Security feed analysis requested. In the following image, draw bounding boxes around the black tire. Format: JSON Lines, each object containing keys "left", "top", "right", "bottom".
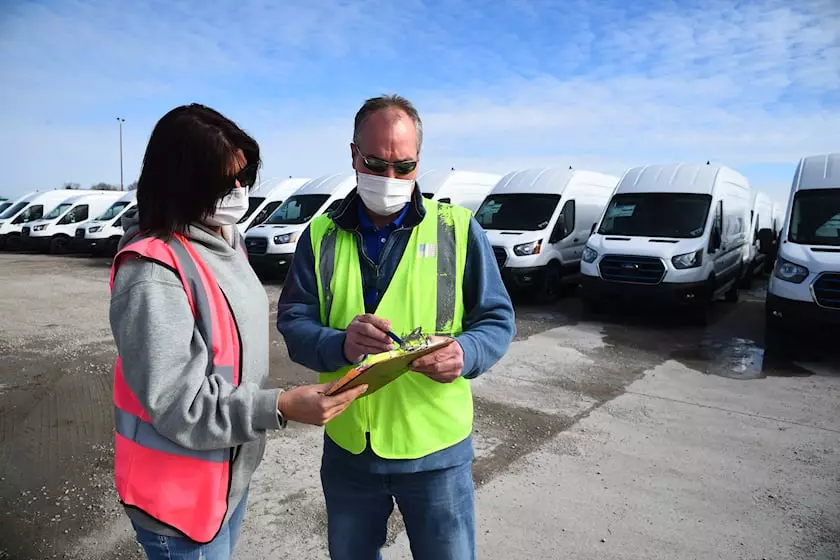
{"left": 725, "top": 269, "right": 741, "bottom": 303}
{"left": 50, "top": 236, "right": 69, "bottom": 255}
{"left": 764, "top": 312, "right": 793, "bottom": 361}
{"left": 536, "top": 262, "right": 563, "bottom": 304}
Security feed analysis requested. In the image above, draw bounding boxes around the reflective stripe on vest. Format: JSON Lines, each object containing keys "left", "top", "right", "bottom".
{"left": 310, "top": 198, "right": 472, "bottom": 459}
{"left": 109, "top": 232, "right": 240, "bottom": 544}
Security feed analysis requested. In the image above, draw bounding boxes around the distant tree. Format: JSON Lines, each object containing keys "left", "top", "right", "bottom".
{"left": 90, "top": 182, "right": 120, "bottom": 191}
{"left": 63, "top": 182, "right": 81, "bottom": 190}
{"left": 127, "top": 181, "right": 138, "bottom": 191}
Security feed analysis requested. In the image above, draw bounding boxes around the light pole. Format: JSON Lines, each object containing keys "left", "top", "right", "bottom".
{"left": 117, "top": 117, "right": 125, "bottom": 190}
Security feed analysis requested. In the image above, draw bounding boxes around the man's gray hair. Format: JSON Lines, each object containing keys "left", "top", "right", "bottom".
{"left": 352, "top": 94, "right": 424, "bottom": 153}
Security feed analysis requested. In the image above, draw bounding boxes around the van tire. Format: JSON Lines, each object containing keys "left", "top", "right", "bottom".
{"left": 50, "top": 236, "right": 70, "bottom": 255}
{"left": 725, "top": 269, "right": 741, "bottom": 303}
{"left": 764, "top": 313, "right": 793, "bottom": 361}
{"left": 536, "top": 262, "right": 563, "bottom": 303}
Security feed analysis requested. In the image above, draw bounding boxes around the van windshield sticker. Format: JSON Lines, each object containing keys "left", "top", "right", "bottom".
{"left": 607, "top": 204, "right": 635, "bottom": 218}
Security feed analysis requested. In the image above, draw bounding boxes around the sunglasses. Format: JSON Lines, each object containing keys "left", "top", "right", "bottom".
{"left": 232, "top": 163, "right": 258, "bottom": 190}
{"left": 355, "top": 147, "right": 417, "bottom": 176}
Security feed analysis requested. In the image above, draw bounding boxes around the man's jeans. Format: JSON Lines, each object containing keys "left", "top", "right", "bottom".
{"left": 130, "top": 490, "right": 248, "bottom": 560}
{"left": 321, "top": 458, "right": 476, "bottom": 560}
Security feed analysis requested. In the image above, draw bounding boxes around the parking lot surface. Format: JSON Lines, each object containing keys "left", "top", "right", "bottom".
{"left": 1, "top": 253, "right": 838, "bottom": 560}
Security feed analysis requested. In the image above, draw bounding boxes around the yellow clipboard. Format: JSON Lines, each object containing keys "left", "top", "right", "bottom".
{"left": 324, "top": 338, "right": 454, "bottom": 397}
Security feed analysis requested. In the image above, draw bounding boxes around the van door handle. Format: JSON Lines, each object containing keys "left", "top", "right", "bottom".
{"left": 573, "top": 237, "right": 579, "bottom": 242}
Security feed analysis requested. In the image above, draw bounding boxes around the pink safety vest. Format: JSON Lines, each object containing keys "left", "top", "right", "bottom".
{"left": 109, "top": 231, "right": 245, "bottom": 543}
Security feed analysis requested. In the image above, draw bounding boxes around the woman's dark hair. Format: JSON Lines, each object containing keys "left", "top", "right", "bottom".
{"left": 137, "top": 103, "right": 261, "bottom": 235}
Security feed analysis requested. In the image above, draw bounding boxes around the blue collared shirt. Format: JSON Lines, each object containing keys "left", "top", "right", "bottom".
{"left": 277, "top": 188, "right": 516, "bottom": 473}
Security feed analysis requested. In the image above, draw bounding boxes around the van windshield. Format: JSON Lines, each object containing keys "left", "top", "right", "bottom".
{"left": 1, "top": 202, "right": 28, "bottom": 219}
{"left": 475, "top": 194, "right": 561, "bottom": 231}
{"left": 238, "top": 197, "right": 265, "bottom": 224}
{"left": 0, "top": 202, "right": 11, "bottom": 214}
{"left": 44, "top": 203, "right": 73, "bottom": 220}
{"left": 95, "top": 201, "right": 131, "bottom": 221}
{"left": 265, "top": 194, "right": 330, "bottom": 225}
{"left": 598, "top": 193, "right": 712, "bottom": 238}
{"left": 789, "top": 188, "right": 840, "bottom": 246}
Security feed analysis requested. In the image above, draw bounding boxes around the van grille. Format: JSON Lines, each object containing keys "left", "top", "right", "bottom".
{"left": 598, "top": 255, "right": 666, "bottom": 284}
{"left": 245, "top": 238, "right": 267, "bottom": 255}
{"left": 813, "top": 273, "right": 840, "bottom": 309}
{"left": 492, "top": 246, "right": 507, "bottom": 268}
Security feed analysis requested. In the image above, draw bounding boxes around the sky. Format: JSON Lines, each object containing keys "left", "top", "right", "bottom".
{"left": 0, "top": 0, "right": 838, "bottom": 205}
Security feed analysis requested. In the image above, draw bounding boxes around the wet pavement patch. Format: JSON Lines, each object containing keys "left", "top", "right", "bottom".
{"left": 669, "top": 336, "right": 815, "bottom": 380}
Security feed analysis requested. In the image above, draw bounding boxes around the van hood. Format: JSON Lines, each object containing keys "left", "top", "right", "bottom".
{"left": 485, "top": 228, "right": 545, "bottom": 248}
{"left": 587, "top": 234, "right": 705, "bottom": 259}
{"left": 779, "top": 242, "right": 840, "bottom": 270}
{"left": 118, "top": 211, "right": 243, "bottom": 256}
{"left": 246, "top": 223, "right": 304, "bottom": 238}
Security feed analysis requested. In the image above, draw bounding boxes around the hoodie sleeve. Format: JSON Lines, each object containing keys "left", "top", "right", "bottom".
{"left": 109, "top": 258, "right": 281, "bottom": 451}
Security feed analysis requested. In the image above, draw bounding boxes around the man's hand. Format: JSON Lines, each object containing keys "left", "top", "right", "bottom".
{"left": 410, "top": 336, "right": 464, "bottom": 383}
{"left": 343, "top": 314, "right": 395, "bottom": 363}
{"left": 277, "top": 382, "right": 368, "bottom": 427}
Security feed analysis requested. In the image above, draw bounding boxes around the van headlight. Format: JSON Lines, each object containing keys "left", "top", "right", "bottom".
{"left": 88, "top": 226, "right": 102, "bottom": 233}
{"left": 582, "top": 246, "right": 598, "bottom": 263}
{"left": 773, "top": 258, "right": 809, "bottom": 284}
{"left": 273, "top": 232, "right": 299, "bottom": 245}
{"left": 33, "top": 224, "right": 47, "bottom": 232}
{"left": 671, "top": 249, "right": 703, "bottom": 269}
{"left": 513, "top": 240, "right": 541, "bottom": 256}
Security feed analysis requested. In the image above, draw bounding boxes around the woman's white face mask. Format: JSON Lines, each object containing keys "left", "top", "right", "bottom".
{"left": 205, "top": 187, "right": 249, "bottom": 226}
{"left": 356, "top": 172, "right": 415, "bottom": 216}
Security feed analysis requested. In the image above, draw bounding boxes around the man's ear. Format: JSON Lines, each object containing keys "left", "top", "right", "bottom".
{"left": 349, "top": 143, "right": 358, "bottom": 172}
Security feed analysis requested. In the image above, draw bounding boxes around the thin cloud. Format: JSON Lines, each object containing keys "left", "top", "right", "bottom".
{"left": 0, "top": 0, "right": 837, "bottom": 204}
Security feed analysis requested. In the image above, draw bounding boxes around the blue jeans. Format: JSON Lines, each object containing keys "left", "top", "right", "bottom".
{"left": 131, "top": 490, "right": 248, "bottom": 560}
{"left": 320, "top": 458, "right": 476, "bottom": 560}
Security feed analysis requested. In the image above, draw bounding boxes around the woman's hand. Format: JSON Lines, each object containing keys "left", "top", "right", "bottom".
{"left": 277, "top": 382, "right": 368, "bottom": 426}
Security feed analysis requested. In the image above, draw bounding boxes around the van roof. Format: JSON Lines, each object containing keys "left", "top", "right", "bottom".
{"left": 417, "top": 169, "right": 501, "bottom": 196}
{"left": 295, "top": 172, "right": 357, "bottom": 196}
{"left": 251, "top": 177, "right": 310, "bottom": 198}
{"left": 490, "top": 167, "right": 617, "bottom": 195}
{"left": 617, "top": 163, "right": 748, "bottom": 195}
{"left": 794, "top": 152, "right": 840, "bottom": 191}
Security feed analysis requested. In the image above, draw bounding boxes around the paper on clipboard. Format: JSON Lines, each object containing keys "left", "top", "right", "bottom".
{"left": 324, "top": 337, "right": 454, "bottom": 397}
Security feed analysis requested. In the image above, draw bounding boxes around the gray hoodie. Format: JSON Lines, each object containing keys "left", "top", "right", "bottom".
{"left": 109, "top": 214, "right": 281, "bottom": 537}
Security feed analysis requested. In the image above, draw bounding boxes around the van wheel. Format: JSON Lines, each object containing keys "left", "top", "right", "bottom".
{"left": 725, "top": 271, "right": 740, "bottom": 303}
{"left": 764, "top": 313, "right": 793, "bottom": 361}
{"left": 536, "top": 262, "right": 563, "bottom": 303}
{"left": 50, "top": 236, "right": 69, "bottom": 255}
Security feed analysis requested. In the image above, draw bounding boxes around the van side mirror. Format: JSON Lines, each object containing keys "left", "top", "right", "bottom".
{"left": 757, "top": 228, "right": 775, "bottom": 254}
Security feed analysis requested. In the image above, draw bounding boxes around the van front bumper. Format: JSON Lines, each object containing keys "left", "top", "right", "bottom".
{"left": 246, "top": 252, "right": 295, "bottom": 271}
{"left": 580, "top": 275, "right": 709, "bottom": 307}
{"left": 765, "top": 293, "right": 840, "bottom": 329}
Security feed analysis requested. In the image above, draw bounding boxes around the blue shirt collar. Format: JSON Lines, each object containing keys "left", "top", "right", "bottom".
{"left": 356, "top": 199, "right": 410, "bottom": 232}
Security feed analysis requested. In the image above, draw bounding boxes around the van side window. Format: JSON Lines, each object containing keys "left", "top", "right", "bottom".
{"left": 59, "top": 205, "right": 89, "bottom": 225}
{"left": 550, "top": 200, "right": 576, "bottom": 243}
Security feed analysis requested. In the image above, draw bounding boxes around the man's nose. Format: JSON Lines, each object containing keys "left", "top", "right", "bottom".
{"left": 384, "top": 166, "right": 397, "bottom": 179}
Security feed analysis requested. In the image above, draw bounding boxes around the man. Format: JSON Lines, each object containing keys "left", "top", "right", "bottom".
{"left": 276, "top": 94, "right": 516, "bottom": 560}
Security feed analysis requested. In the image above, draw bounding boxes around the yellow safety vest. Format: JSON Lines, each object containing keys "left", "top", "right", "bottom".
{"left": 310, "top": 197, "right": 473, "bottom": 459}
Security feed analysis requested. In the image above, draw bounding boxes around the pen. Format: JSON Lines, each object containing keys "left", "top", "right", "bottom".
{"left": 385, "top": 330, "right": 404, "bottom": 348}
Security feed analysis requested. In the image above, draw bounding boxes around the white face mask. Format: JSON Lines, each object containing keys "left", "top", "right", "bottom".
{"left": 205, "top": 187, "right": 249, "bottom": 226}
{"left": 356, "top": 172, "right": 415, "bottom": 216}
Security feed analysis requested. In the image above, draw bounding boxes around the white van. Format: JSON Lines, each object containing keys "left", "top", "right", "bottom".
{"left": 74, "top": 190, "right": 137, "bottom": 256}
{"left": 416, "top": 169, "right": 501, "bottom": 213}
{"left": 0, "top": 189, "right": 89, "bottom": 250}
{"left": 580, "top": 162, "right": 752, "bottom": 322}
{"left": 22, "top": 191, "right": 124, "bottom": 253}
{"left": 762, "top": 152, "right": 840, "bottom": 356}
{"left": 236, "top": 176, "right": 310, "bottom": 235}
{"left": 740, "top": 189, "right": 776, "bottom": 286}
{"left": 244, "top": 172, "right": 356, "bottom": 272}
{"left": 475, "top": 167, "right": 619, "bottom": 301}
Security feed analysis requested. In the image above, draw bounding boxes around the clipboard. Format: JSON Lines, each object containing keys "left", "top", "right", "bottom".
{"left": 324, "top": 338, "right": 455, "bottom": 397}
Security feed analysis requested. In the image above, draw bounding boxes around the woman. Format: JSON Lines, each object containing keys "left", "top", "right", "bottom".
{"left": 108, "top": 103, "right": 366, "bottom": 559}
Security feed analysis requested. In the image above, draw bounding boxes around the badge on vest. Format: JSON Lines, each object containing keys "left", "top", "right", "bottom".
{"left": 417, "top": 243, "right": 437, "bottom": 258}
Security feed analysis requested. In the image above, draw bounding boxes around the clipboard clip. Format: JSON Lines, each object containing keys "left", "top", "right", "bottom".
{"left": 401, "top": 327, "right": 430, "bottom": 351}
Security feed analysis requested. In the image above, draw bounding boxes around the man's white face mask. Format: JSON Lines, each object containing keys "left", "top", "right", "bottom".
{"left": 205, "top": 187, "right": 249, "bottom": 227}
{"left": 356, "top": 172, "right": 415, "bottom": 216}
